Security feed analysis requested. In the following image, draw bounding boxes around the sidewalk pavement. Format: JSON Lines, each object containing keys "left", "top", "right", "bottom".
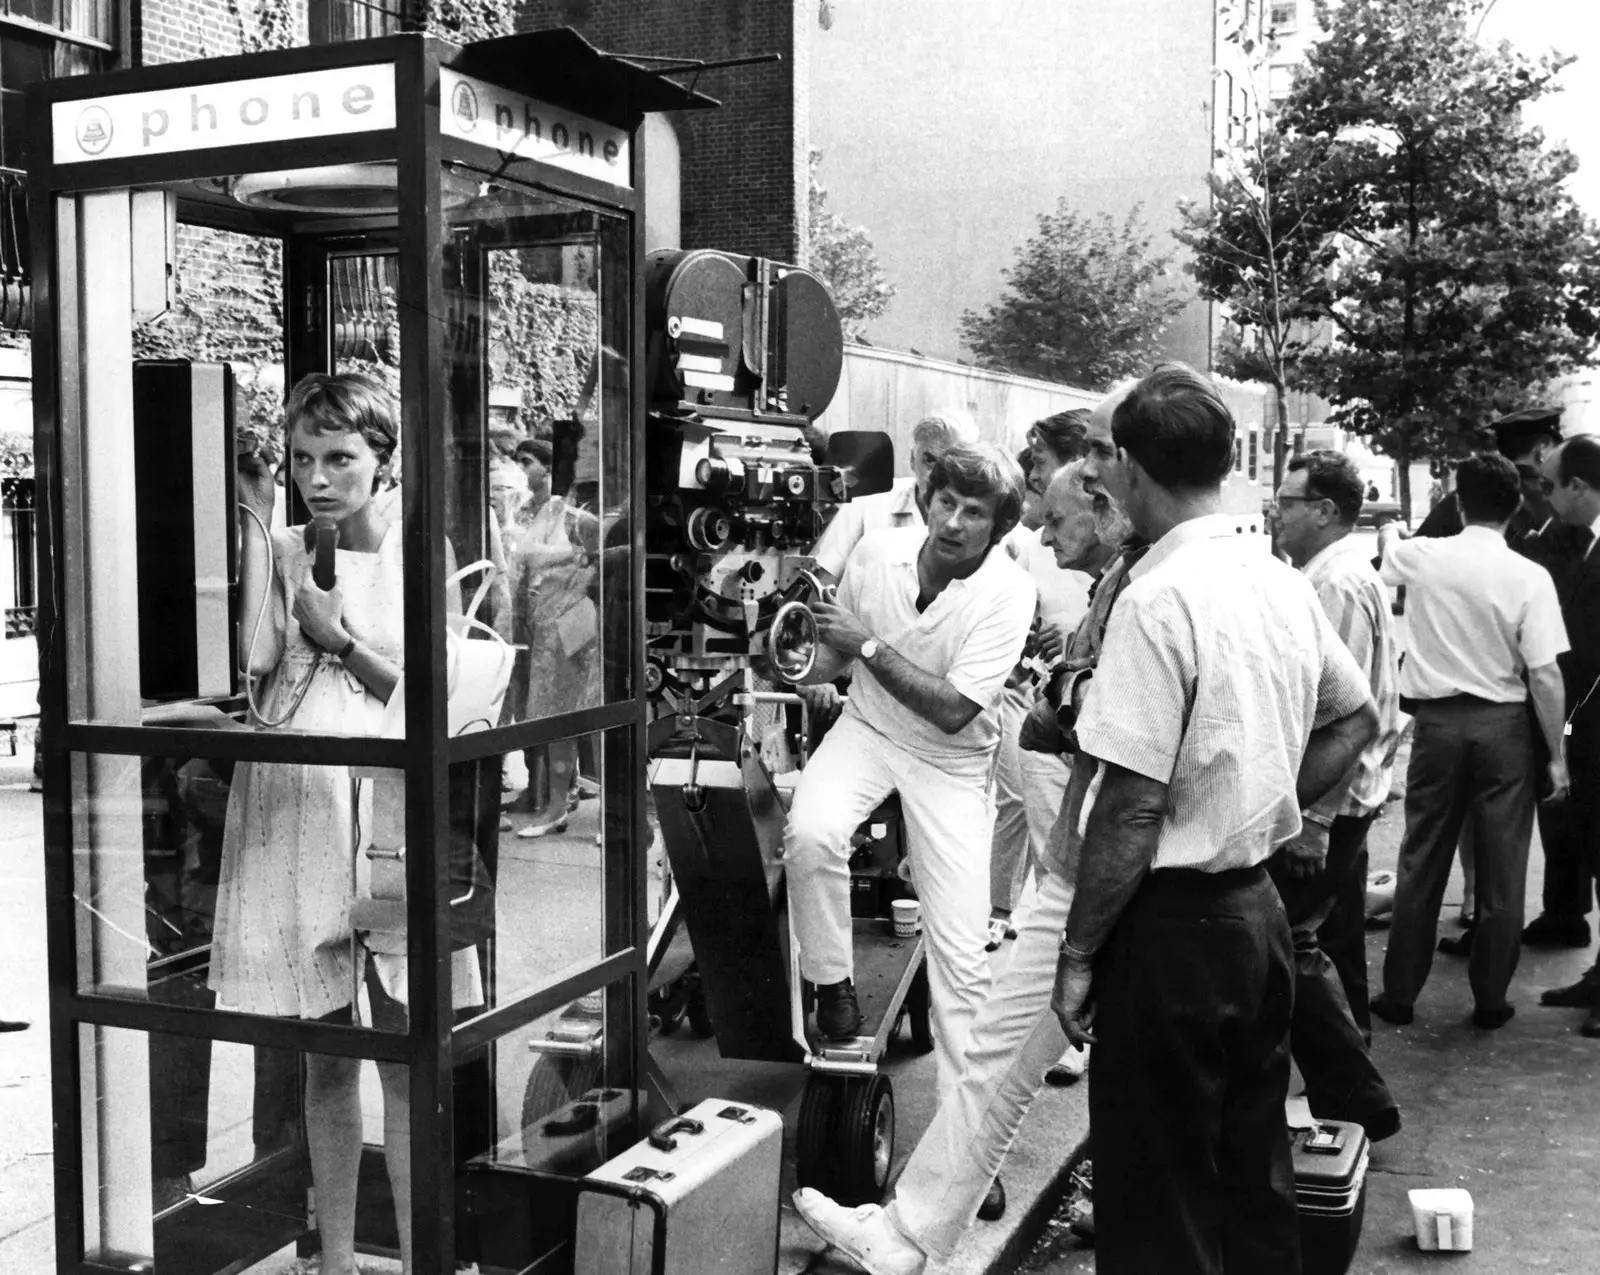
{"left": 0, "top": 739, "right": 1087, "bottom": 1275}
{"left": 1024, "top": 767, "right": 1600, "bottom": 1273}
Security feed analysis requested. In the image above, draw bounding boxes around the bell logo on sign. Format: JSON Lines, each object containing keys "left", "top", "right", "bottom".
{"left": 75, "top": 105, "right": 113, "bottom": 155}
{"left": 451, "top": 81, "right": 479, "bottom": 131}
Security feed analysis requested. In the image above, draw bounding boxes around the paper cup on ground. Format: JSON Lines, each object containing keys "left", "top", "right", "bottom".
{"left": 1408, "top": 1187, "right": 1473, "bottom": 1251}
{"left": 891, "top": 899, "right": 921, "bottom": 937}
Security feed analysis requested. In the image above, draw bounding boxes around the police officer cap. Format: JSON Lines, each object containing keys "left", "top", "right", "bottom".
{"left": 1490, "top": 405, "right": 1563, "bottom": 445}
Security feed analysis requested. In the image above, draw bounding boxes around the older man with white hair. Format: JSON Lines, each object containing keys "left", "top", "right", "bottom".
{"left": 793, "top": 395, "right": 1142, "bottom": 1275}
{"left": 811, "top": 406, "right": 980, "bottom": 578}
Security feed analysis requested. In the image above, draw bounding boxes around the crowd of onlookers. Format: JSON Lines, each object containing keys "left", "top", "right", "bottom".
{"left": 787, "top": 368, "right": 1598, "bottom": 1275}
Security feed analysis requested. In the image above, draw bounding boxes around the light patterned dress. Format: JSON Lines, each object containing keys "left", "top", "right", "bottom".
{"left": 208, "top": 522, "right": 403, "bottom": 1019}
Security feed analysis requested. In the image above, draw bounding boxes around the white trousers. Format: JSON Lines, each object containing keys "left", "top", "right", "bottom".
{"left": 785, "top": 714, "right": 995, "bottom": 1095}
{"left": 888, "top": 867, "right": 1075, "bottom": 1260}
{"left": 989, "top": 688, "right": 1033, "bottom": 912}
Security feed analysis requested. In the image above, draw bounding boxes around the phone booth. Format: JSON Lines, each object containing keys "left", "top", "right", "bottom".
{"left": 28, "top": 29, "right": 712, "bottom": 1274}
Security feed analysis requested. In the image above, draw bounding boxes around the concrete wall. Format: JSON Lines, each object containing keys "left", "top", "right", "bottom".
{"left": 814, "top": 343, "right": 1099, "bottom": 466}
{"left": 808, "top": 0, "right": 1216, "bottom": 370}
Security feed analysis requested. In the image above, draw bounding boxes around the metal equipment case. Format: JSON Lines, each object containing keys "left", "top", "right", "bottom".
{"left": 573, "top": 1097, "right": 784, "bottom": 1275}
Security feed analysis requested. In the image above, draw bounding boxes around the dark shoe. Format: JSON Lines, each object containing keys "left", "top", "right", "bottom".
{"left": 815, "top": 978, "right": 862, "bottom": 1040}
{"left": 1540, "top": 979, "right": 1600, "bottom": 1008}
{"left": 1522, "top": 913, "right": 1592, "bottom": 948}
{"left": 1581, "top": 1006, "right": 1600, "bottom": 1038}
{"left": 1472, "top": 1005, "right": 1515, "bottom": 1030}
{"left": 1044, "top": 1059, "right": 1085, "bottom": 1087}
{"left": 977, "top": 1176, "right": 1006, "bottom": 1222}
{"left": 0, "top": 1018, "right": 27, "bottom": 1032}
{"left": 1368, "top": 994, "right": 1413, "bottom": 1026}
{"left": 1437, "top": 928, "right": 1474, "bottom": 957}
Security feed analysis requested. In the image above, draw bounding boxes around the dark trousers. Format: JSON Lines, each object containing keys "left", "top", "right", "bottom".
{"left": 1090, "top": 864, "right": 1300, "bottom": 1275}
{"left": 1320, "top": 827, "right": 1371, "bottom": 1037}
{"left": 1382, "top": 700, "right": 1536, "bottom": 1013}
{"left": 1268, "top": 813, "right": 1392, "bottom": 1122}
{"left": 1537, "top": 725, "right": 1600, "bottom": 921}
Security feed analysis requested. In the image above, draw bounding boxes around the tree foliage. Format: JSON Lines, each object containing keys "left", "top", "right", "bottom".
{"left": 1261, "top": 0, "right": 1600, "bottom": 513}
{"left": 960, "top": 200, "right": 1186, "bottom": 391}
{"left": 807, "top": 149, "right": 895, "bottom": 340}
{"left": 1176, "top": 1, "right": 1364, "bottom": 490}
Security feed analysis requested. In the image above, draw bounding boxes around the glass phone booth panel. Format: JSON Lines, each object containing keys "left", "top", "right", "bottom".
{"left": 31, "top": 33, "right": 692, "bottom": 1275}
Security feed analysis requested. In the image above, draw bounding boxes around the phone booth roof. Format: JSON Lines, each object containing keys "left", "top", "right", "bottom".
{"left": 28, "top": 26, "right": 718, "bottom": 201}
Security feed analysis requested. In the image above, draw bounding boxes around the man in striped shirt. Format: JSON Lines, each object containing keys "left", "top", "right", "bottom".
{"left": 1052, "top": 365, "right": 1379, "bottom": 1274}
{"left": 1270, "top": 450, "right": 1403, "bottom": 1139}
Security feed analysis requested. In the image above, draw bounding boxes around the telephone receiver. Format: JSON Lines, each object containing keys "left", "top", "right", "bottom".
{"left": 304, "top": 515, "right": 338, "bottom": 590}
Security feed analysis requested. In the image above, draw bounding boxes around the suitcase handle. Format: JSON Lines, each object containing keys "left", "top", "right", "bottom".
{"left": 648, "top": 1115, "right": 705, "bottom": 1153}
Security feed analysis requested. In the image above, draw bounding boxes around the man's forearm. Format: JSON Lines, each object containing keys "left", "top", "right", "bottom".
{"left": 862, "top": 644, "right": 980, "bottom": 734}
{"left": 1529, "top": 663, "right": 1567, "bottom": 763}
{"left": 1296, "top": 701, "right": 1379, "bottom": 809}
{"left": 1060, "top": 764, "right": 1168, "bottom": 959}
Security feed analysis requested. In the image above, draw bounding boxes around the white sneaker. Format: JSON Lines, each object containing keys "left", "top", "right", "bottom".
{"left": 793, "top": 1189, "right": 927, "bottom": 1275}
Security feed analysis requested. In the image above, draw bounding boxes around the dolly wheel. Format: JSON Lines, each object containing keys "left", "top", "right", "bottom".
{"left": 795, "top": 1074, "right": 844, "bottom": 1196}
{"left": 904, "top": 965, "right": 934, "bottom": 1055}
{"left": 519, "top": 1054, "right": 599, "bottom": 1166}
{"left": 834, "top": 1072, "right": 896, "bottom": 1206}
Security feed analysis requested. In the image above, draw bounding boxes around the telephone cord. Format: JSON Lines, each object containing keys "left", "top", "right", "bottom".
{"left": 237, "top": 502, "right": 324, "bottom": 729}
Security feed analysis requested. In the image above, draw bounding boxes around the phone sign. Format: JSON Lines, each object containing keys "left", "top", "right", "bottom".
{"left": 53, "top": 64, "right": 398, "bottom": 164}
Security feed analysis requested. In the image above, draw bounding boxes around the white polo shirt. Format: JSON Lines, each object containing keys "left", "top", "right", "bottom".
{"left": 1381, "top": 525, "right": 1568, "bottom": 702}
{"left": 836, "top": 527, "right": 1036, "bottom": 780}
{"left": 1075, "top": 515, "right": 1372, "bottom": 871}
{"left": 813, "top": 476, "right": 923, "bottom": 577}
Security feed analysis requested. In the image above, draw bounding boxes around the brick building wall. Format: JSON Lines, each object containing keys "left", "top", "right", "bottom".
{"left": 516, "top": 0, "right": 809, "bottom": 265}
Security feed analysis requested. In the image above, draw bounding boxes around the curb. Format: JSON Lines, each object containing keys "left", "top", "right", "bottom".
{"left": 982, "top": 1132, "right": 1091, "bottom": 1274}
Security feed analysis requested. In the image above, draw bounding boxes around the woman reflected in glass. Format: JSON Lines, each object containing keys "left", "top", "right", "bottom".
{"left": 211, "top": 372, "right": 415, "bottom": 1275}
{"left": 505, "top": 437, "right": 601, "bottom": 836}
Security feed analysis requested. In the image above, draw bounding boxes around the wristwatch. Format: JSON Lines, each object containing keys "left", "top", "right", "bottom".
{"left": 859, "top": 637, "right": 881, "bottom": 663}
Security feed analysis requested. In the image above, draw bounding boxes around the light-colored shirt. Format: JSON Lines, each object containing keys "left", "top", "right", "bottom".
{"left": 1302, "top": 536, "right": 1402, "bottom": 819}
{"left": 813, "top": 475, "right": 922, "bottom": 577}
{"left": 1075, "top": 514, "right": 1372, "bottom": 871}
{"left": 836, "top": 526, "right": 1035, "bottom": 780}
{"left": 1381, "top": 525, "right": 1568, "bottom": 702}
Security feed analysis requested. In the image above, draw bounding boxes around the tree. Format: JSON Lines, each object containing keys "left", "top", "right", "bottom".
{"left": 1270, "top": 0, "right": 1600, "bottom": 518}
{"left": 807, "top": 148, "right": 895, "bottom": 340}
{"left": 960, "top": 200, "right": 1187, "bottom": 391}
{"left": 1176, "top": 1, "right": 1357, "bottom": 493}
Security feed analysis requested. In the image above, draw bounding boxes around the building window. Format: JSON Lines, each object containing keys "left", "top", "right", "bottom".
{"left": 1235, "top": 435, "right": 1244, "bottom": 475}
{"left": 1267, "top": 63, "right": 1296, "bottom": 102}
{"left": 1270, "top": 2, "right": 1297, "bottom": 32}
{"left": 309, "top": 0, "right": 407, "bottom": 43}
{"left": 0, "top": 1, "right": 114, "bottom": 334}
{"left": 1247, "top": 429, "right": 1259, "bottom": 482}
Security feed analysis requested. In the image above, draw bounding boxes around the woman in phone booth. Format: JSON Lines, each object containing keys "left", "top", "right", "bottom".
{"left": 212, "top": 371, "right": 421, "bottom": 1275}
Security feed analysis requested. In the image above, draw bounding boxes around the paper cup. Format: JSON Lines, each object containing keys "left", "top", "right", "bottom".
{"left": 1408, "top": 1187, "right": 1473, "bottom": 1251}
{"left": 891, "top": 898, "right": 921, "bottom": 937}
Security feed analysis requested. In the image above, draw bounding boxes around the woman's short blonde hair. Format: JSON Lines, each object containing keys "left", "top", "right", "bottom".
{"left": 284, "top": 371, "right": 399, "bottom": 467}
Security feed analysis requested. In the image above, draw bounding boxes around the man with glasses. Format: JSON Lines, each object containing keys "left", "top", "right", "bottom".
{"left": 1269, "top": 451, "right": 1402, "bottom": 1138}
{"left": 1371, "top": 453, "right": 1569, "bottom": 1031}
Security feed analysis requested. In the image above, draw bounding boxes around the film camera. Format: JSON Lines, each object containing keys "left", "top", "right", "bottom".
{"left": 643, "top": 249, "right": 891, "bottom": 701}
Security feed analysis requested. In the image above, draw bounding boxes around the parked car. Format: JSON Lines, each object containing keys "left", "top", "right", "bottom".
{"left": 1358, "top": 499, "right": 1406, "bottom": 529}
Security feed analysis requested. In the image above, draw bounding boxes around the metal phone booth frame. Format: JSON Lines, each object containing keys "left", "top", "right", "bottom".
{"left": 29, "top": 30, "right": 714, "bottom": 1275}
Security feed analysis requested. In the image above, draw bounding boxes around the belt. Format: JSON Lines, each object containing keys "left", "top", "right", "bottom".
{"left": 1146, "top": 861, "right": 1267, "bottom": 892}
{"left": 1399, "top": 692, "right": 1519, "bottom": 713}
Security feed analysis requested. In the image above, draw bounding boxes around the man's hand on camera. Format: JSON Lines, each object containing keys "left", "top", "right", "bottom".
{"left": 810, "top": 600, "right": 872, "bottom": 658}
